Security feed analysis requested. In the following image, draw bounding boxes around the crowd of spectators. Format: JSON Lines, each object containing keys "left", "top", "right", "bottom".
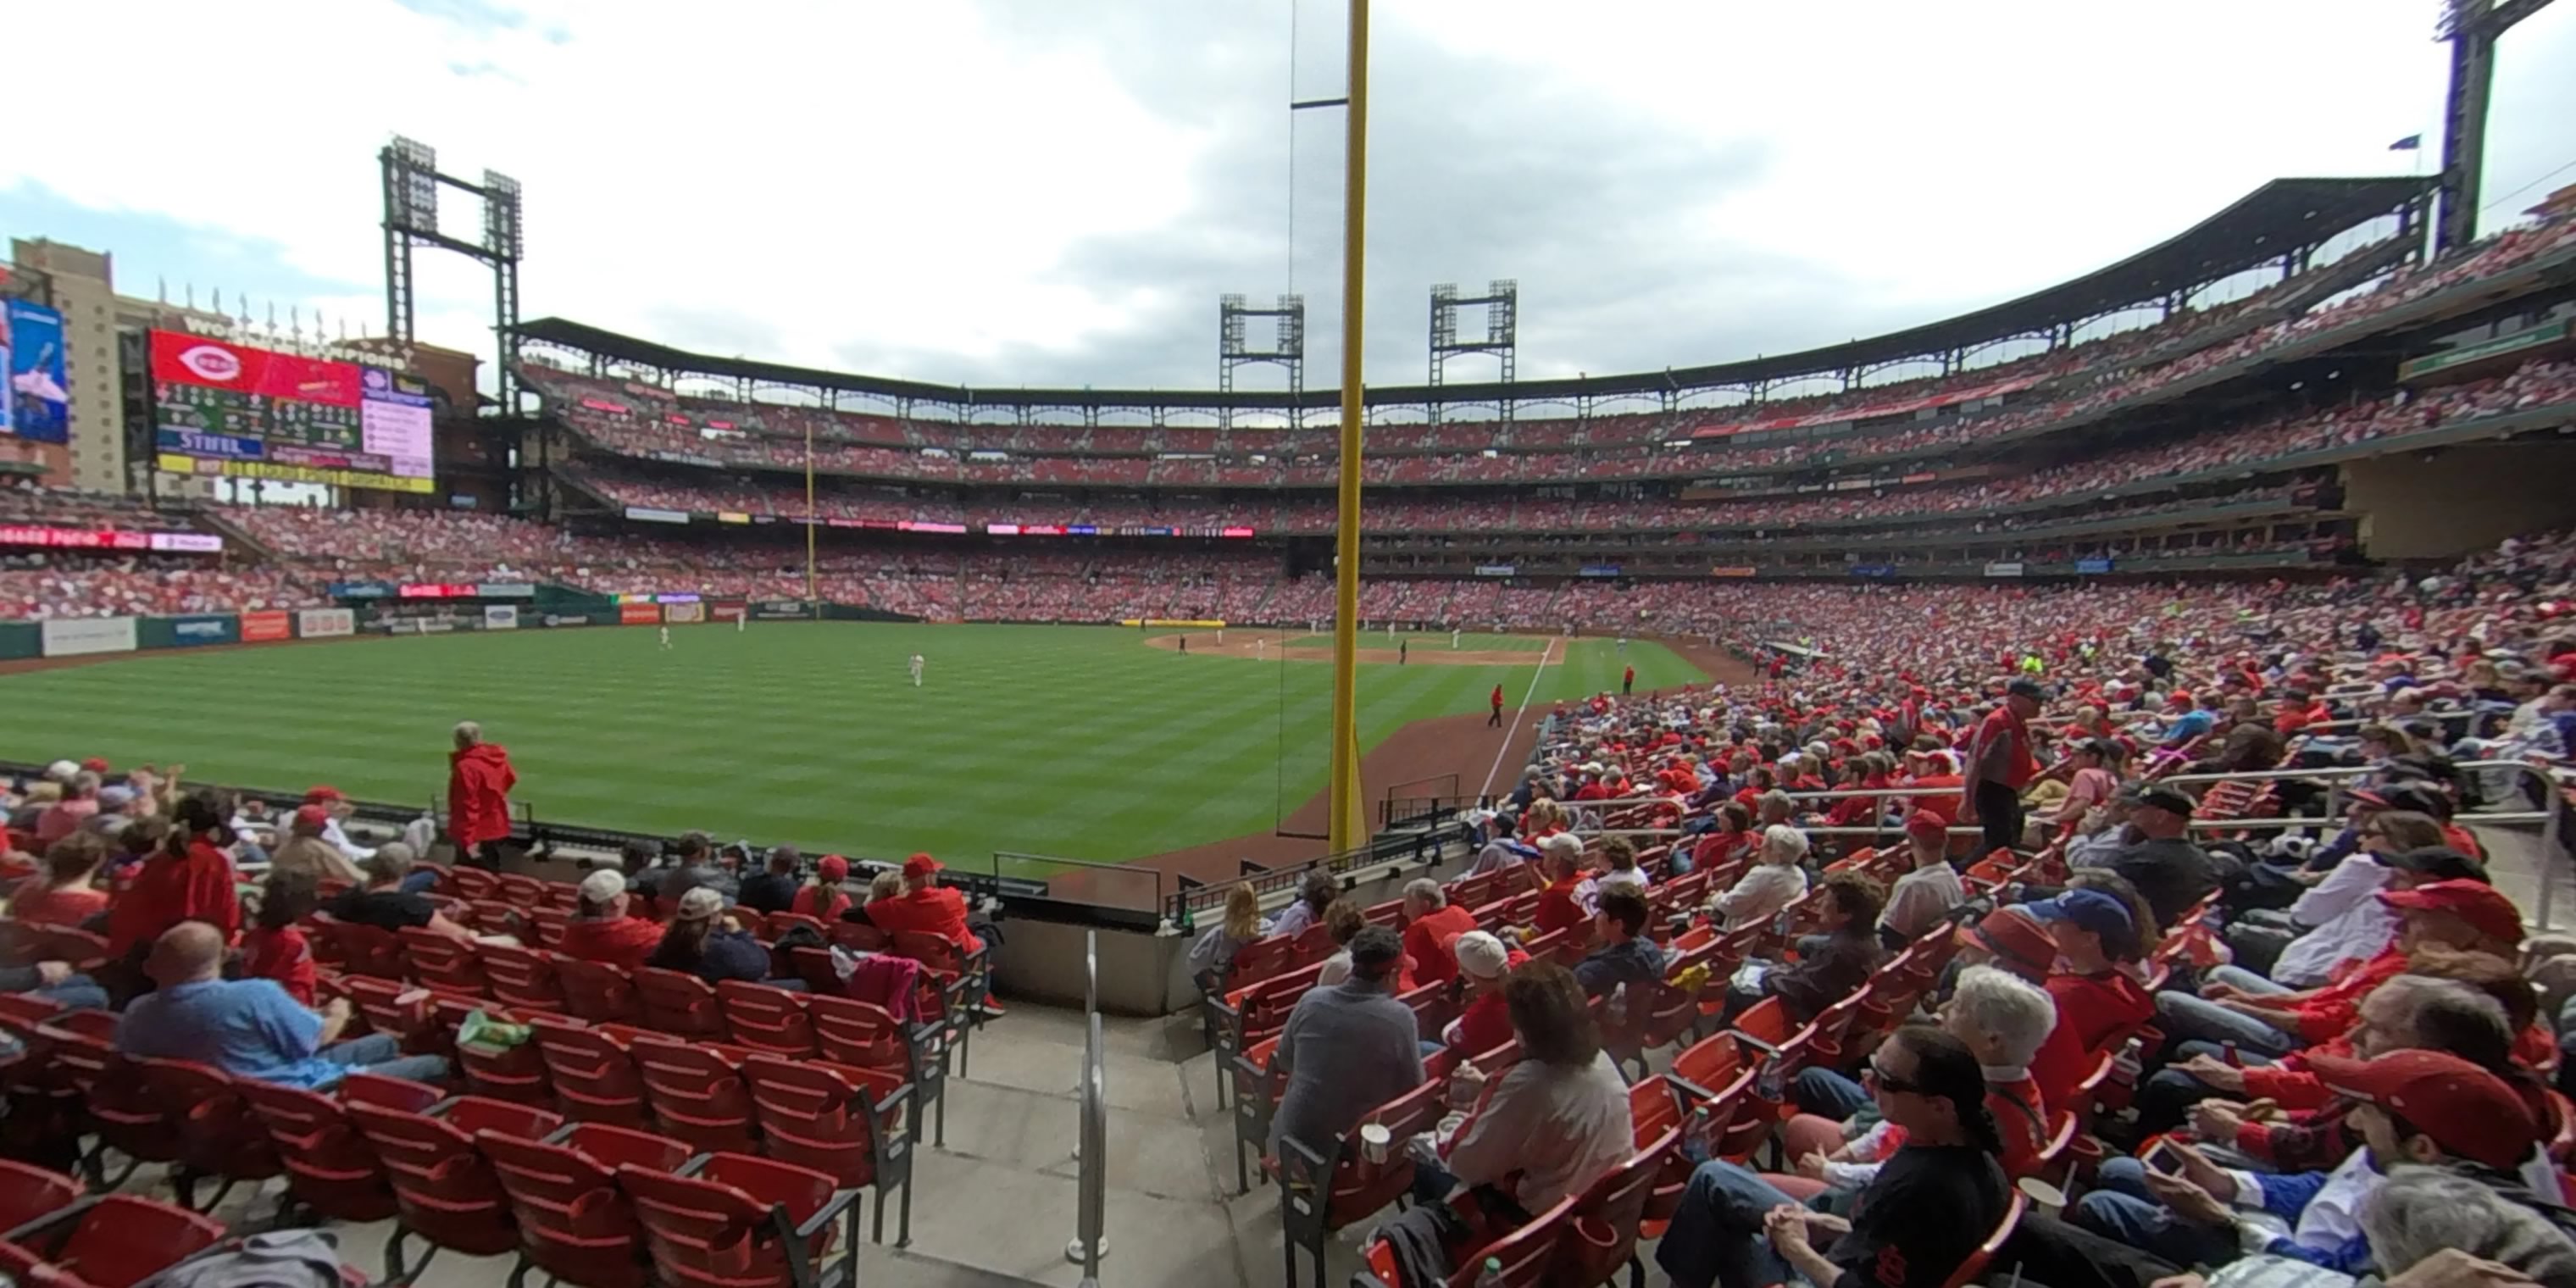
{"left": 519, "top": 216, "right": 2574, "bottom": 500}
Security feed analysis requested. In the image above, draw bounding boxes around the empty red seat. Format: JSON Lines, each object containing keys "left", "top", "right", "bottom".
{"left": 399, "top": 926, "right": 489, "bottom": 996}
{"left": 343, "top": 1078, "right": 564, "bottom": 1279}
{"left": 483, "top": 944, "right": 569, "bottom": 1012}
{"left": 0, "top": 1194, "right": 225, "bottom": 1288}
{"left": 314, "top": 913, "right": 408, "bottom": 981}
{"left": 627, "top": 1036, "right": 758, "bottom": 1153}
{"left": 718, "top": 981, "right": 817, "bottom": 1056}
{"left": 237, "top": 1080, "right": 403, "bottom": 1224}
{"left": 134, "top": 1057, "right": 280, "bottom": 1211}
{"left": 556, "top": 957, "right": 642, "bottom": 1024}
{"left": 0, "top": 1159, "right": 80, "bottom": 1231}
{"left": 482, "top": 1123, "right": 695, "bottom": 1288}
{"left": 532, "top": 1022, "right": 652, "bottom": 1127}
{"left": 740, "top": 1055, "right": 913, "bottom": 1246}
{"left": 618, "top": 1152, "right": 858, "bottom": 1288}
{"left": 633, "top": 969, "right": 725, "bottom": 1038}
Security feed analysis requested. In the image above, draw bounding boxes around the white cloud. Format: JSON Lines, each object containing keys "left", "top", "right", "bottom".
{"left": 5, "top": 0, "right": 2570, "bottom": 394}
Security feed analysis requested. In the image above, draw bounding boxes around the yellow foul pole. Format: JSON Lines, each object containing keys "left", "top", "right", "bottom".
{"left": 1326, "top": 0, "right": 1370, "bottom": 855}
{"left": 804, "top": 415, "right": 818, "bottom": 603}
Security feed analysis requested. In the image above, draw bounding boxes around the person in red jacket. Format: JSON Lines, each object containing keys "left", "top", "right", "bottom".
{"left": 107, "top": 793, "right": 242, "bottom": 958}
{"left": 558, "top": 868, "right": 663, "bottom": 973}
{"left": 866, "top": 852, "right": 983, "bottom": 954}
{"left": 446, "top": 721, "right": 518, "bottom": 871}
{"left": 1399, "top": 878, "right": 1480, "bottom": 987}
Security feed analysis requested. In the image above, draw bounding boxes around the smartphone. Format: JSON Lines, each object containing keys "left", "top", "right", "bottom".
{"left": 2142, "top": 1142, "right": 2184, "bottom": 1176}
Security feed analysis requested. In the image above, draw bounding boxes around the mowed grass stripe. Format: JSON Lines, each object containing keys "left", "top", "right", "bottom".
{"left": 0, "top": 624, "right": 1702, "bottom": 865}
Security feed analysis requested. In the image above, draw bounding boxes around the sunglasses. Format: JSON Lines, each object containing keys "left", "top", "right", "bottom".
{"left": 1863, "top": 1061, "right": 1923, "bottom": 1096}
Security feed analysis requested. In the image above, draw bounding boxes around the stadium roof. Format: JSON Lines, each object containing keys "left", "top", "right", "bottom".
{"left": 517, "top": 175, "right": 2433, "bottom": 412}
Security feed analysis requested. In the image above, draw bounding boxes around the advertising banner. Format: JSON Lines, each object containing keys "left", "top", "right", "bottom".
{"left": 1578, "top": 564, "right": 1623, "bottom": 578}
{"left": 1849, "top": 564, "right": 1897, "bottom": 578}
{"left": 484, "top": 605, "right": 519, "bottom": 630}
{"left": 619, "top": 602, "right": 663, "bottom": 625}
{"left": 1474, "top": 564, "right": 1517, "bottom": 577}
{"left": 1983, "top": 562, "right": 2026, "bottom": 578}
{"left": 2075, "top": 558, "right": 2114, "bottom": 575}
{"left": 297, "top": 608, "right": 356, "bottom": 638}
{"left": 1710, "top": 566, "right": 1758, "bottom": 578}
{"left": 329, "top": 581, "right": 395, "bottom": 598}
{"left": 4, "top": 301, "right": 71, "bottom": 442}
{"left": 42, "top": 617, "right": 138, "bottom": 658}
{"left": 169, "top": 614, "right": 240, "bottom": 647}
{"left": 625, "top": 507, "right": 691, "bottom": 525}
{"left": 238, "top": 611, "right": 293, "bottom": 643}
{"left": 664, "top": 602, "right": 706, "bottom": 624}
{"left": 711, "top": 601, "right": 748, "bottom": 623}
{"left": 752, "top": 600, "right": 812, "bottom": 620}
{"left": 0, "top": 525, "right": 221, "bottom": 552}
{"left": 542, "top": 614, "right": 592, "bottom": 628}
{"left": 151, "top": 330, "right": 360, "bottom": 404}
{"left": 475, "top": 583, "right": 537, "bottom": 599}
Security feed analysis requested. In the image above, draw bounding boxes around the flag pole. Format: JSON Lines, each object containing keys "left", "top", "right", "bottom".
{"left": 1326, "top": 0, "right": 1370, "bottom": 856}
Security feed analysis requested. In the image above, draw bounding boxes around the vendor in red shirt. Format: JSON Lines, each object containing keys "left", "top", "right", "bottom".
{"left": 864, "top": 852, "right": 983, "bottom": 954}
{"left": 445, "top": 720, "right": 519, "bottom": 871}
{"left": 1400, "top": 878, "right": 1480, "bottom": 986}
{"left": 1959, "top": 679, "right": 2046, "bottom": 857}
{"left": 1441, "top": 930, "right": 1526, "bottom": 1054}
{"left": 558, "top": 868, "right": 664, "bottom": 972}
{"left": 106, "top": 793, "right": 242, "bottom": 958}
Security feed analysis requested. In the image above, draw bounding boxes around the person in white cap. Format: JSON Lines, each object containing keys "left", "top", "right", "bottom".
{"left": 1444, "top": 930, "right": 1524, "bottom": 1054}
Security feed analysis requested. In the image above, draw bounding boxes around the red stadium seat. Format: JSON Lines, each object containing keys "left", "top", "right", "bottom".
{"left": 632, "top": 968, "right": 724, "bottom": 1038}
{"left": 739, "top": 1055, "right": 914, "bottom": 1246}
{"left": 719, "top": 981, "right": 818, "bottom": 1057}
{"left": 481, "top": 1123, "right": 695, "bottom": 1288}
{"left": 343, "top": 1080, "right": 564, "bottom": 1279}
{"left": 532, "top": 1022, "right": 652, "bottom": 1127}
{"left": 556, "top": 957, "right": 643, "bottom": 1025}
{"left": 616, "top": 1152, "right": 859, "bottom": 1288}
{"left": 237, "top": 1080, "right": 406, "bottom": 1224}
{"left": 0, "top": 1194, "right": 225, "bottom": 1288}
{"left": 626, "top": 1036, "right": 758, "bottom": 1153}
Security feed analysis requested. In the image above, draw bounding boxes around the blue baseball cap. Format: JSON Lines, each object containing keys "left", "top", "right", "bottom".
{"left": 2023, "top": 890, "right": 2133, "bottom": 938}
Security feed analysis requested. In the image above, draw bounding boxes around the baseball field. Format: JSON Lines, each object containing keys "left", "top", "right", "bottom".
{"left": 0, "top": 622, "right": 1704, "bottom": 877}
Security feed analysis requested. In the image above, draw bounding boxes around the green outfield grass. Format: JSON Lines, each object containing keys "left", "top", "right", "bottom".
{"left": 0, "top": 623, "right": 1701, "bottom": 869}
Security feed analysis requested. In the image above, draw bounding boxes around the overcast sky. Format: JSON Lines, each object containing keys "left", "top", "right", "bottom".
{"left": 6, "top": 0, "right": 2573, "bottom": 400}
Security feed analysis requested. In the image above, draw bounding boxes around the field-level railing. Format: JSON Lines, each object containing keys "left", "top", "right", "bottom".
{"left": 987, "top": 851, "right": 1165, "bottom": 912}
{"left": 1165, "top": 819, "right": 1472, "bottom": 930}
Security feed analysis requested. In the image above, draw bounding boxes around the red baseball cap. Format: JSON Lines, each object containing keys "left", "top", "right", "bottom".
{"left": 1957, "top": 906, "right": 2055, "bottom": 980}
{"left": 1904, "top": 812, "right": 1948, "bottom": 841}
{"left": 304, "top": 786, "right": 346, "bottom": 804}
{"left": 2303, "top": 1048, "right": 2538, "bottom": 1170}
{"left": 902, "top": 852, "right": 942, "bottom": 880}
{"left": 292, "top": 804, "right": 330, "bottom": 830}
{"left": 2379, "top": 879, "right": 2523, "bottom": 945}
{"left": 80, "top": 758, "right": 108, "bottom": 773}
{"left": 816, "top": 855, "right": 850, "bottom": 882}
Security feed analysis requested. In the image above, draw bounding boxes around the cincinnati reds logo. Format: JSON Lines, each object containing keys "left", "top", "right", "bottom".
{"left": 178, "top": 344, "right": 243, "bottom": 382}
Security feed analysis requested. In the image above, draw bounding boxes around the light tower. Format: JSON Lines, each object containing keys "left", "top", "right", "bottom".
{"left": 1427, "top": 279, "right": 1516, "bottom": 426}
{"left": 1216, "top": 293, "right": 1306, "bottom": 429}
{"left": 2432, "top": 0, "right": 2557, "bottom": 253}
{"left": 380, "top": 136, "right": 527, "bottom": 412}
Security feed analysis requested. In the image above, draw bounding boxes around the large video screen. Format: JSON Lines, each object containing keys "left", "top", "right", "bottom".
{"left": 148, "top": 330, "right": 436, "bottom": 493}
{"left": 3, "top": 301, "right": 71, "bottom": 444}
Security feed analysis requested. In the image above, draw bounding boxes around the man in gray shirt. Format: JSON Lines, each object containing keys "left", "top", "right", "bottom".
{"left": 1268, "top": 925, "right": 1423, "bottom": 1161}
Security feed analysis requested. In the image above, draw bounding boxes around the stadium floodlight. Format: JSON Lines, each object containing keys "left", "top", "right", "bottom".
{"left": 376, "top": 137, "right": 528, "bottom": 419}
{"left": 1427, "top": 279, "right": 1518, "bottom": 425}
{"left": 483, "top": 171, "right": 524, "bottom": 259}
{"left": 1216, "top": 293, "right": 1306, "bottom": 428}
{"left": 2425, "top": 0, "right": 2556, "bottom": 251}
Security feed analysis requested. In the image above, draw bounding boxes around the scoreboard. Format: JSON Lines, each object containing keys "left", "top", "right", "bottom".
{"left": 148, "top": 330, "right": 436, "bottom": 494}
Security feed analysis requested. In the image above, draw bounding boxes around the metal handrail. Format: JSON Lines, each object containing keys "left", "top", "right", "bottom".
{"left": 1069, "top": 930, "right": 1106, "bottom": 1281}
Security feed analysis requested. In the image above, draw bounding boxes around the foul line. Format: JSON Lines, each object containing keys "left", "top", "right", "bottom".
{"left": 1479, "top": 636, "right": 1560, "bottom": 800}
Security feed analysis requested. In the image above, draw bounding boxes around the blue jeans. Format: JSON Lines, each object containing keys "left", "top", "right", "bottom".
{"left": 2153, "top": 982, "right": 2297, "bottom": 1058}
{"left": 34, "top": 975, "right": 109, "bottom": 1013}
{"left": 320, "top": 1032, "right": 450, "bottom": 1085}
{"left": 1791, "top": 1067, "right": 1869, "bottom": 1120}
{"left": 2072, "top": 1158, "right": 2238, "bottom": 1268}
{"left": 1655, "top": 1160, "right": 1817, "bottom": 1288}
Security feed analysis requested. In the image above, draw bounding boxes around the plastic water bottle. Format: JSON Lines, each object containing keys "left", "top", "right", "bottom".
{"left": 1474, "top": 1257, "right": 1507, "bottom": 1287}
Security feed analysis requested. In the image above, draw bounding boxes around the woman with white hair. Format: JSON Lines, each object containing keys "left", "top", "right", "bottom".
{"left": 1782, "top": 963, "right": 2062, "bottom": 1187}
{"left": 1712, "top": 824, "right": 1810, "bottom": 930}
